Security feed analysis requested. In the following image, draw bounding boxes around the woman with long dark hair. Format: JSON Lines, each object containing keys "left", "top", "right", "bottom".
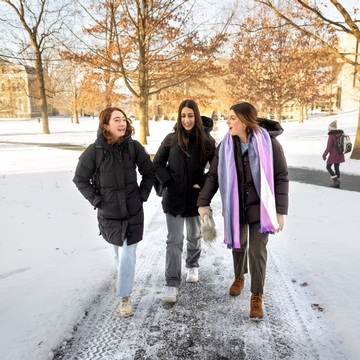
{"left": 153, "top": 99, "right": 216, "bottom": 302}
{"left": 73, "top": 107, "right": 155, "bottom": 317}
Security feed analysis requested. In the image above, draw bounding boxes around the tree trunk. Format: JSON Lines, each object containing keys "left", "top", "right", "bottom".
{"left": 74, "top": 107, "right": 79, "bottom": 124}
{"left": 276, "top": 107, "right": 282, "bottom": 122}
{"left": 298, "top": 107, "right": 304, "bottom": 123}
{"left": 34, "top": 56, "right": 50, "bottom": 134}
{"left": 350, "top": 99, "right": 360, "bottom": 160}
{"left": 138, "top": 95, "right": 147, "bottom": 145}
{"left": 305, "top": 106, "right": 309, "bottom": 120}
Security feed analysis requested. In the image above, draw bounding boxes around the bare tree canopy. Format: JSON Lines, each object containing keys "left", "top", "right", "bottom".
{"left": 0, "top": 0, "right": 73, "bottom": 134}
{"left": 255, "top": 0, "right": 360, "bottom": 159}
{"left": 64, "top": 0, "right": 237, "bottom": 144}
{"left": 255, "top": 1, "right": 359, "bottom": 72}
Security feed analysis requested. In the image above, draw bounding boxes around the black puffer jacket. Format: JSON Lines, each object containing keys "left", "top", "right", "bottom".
{"left": 153, "top": 116, "right": 216, "bottom": 217}
{"left": 197, "top": 118, "right": 289, "bottom": 226}
{"left": 73, "top": 134, "right": 155, "bottom": 246}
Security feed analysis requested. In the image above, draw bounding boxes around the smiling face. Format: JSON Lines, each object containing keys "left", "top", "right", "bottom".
{"left": 103, "top": 110, "right": 127, "bottom": 141}
{"left": 226, "top": 109, "right": 248, "bottom": 141}
{"left": 181, "top": 106, "right": 195, "bottom": 132}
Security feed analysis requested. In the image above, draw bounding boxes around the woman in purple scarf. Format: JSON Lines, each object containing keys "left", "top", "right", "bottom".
{"left": 197, "top": 102, "right": 289, "bottom": 319}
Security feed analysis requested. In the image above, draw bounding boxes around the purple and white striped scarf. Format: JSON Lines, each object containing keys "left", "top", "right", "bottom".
{"left": 218, "top": 130, "right": 277, "bottom": 249}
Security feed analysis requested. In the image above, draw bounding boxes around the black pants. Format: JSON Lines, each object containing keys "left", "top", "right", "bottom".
{"left": 326, "top": 163, "right": 340, "bottom": 178}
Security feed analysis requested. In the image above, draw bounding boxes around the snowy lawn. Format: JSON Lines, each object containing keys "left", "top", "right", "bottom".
{"left": 0, "top": 109, "right": 359, "bottom": 359}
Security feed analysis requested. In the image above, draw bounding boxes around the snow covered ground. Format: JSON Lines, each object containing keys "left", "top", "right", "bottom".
{"left": 0, "top": 108, "right": 359, "bottom": 360}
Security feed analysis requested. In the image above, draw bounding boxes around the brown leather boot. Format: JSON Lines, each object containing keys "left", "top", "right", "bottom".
{"left": 229, "top": 276, "right": 245, "bottom": 296}
{"left": 250, "top": 293, "right": 263, "bottom": 319}
{"left": 330, "top": 176, "right": 340, "bottom": 188}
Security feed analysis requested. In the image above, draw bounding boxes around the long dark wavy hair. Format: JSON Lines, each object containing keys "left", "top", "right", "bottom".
{"left": 230, "top": 102, "right": 259, "bottom": 135}
{"left": 167, "top": 99, "right": 210, "bottom": 169}
{"left": 99, "top": 106, "right": 134, "bottom": 145}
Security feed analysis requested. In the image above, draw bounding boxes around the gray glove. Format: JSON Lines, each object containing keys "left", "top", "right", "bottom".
{"left": 201, "top": 215, "right": 217, "bottom": 243}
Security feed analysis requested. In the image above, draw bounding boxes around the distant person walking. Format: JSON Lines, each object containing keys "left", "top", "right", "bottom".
{"left": 73, "top": 106, "right": 155, "bottom": 317}
{"left": 153, "top": 99, "right": 216, "bottom": 303}
{"left": 322, "top": 120, "right": 345, "bottom": 188}
{"left": 197, "top": 102, "right": 289, "bottom": 320}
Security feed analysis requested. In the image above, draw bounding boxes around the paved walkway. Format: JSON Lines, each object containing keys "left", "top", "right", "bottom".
{"left": 1, "top": 141, "right": 358, "bottom": 192}
{"left": 288, "top": 166, "right": 359, "bottom": 192}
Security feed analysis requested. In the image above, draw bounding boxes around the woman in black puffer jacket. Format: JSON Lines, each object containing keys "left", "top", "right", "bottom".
{"left": 73, "top": 107, "right": 155, "bottom": 318}
{"left": 153, "top": 99, "right": 216, "bottom": 303}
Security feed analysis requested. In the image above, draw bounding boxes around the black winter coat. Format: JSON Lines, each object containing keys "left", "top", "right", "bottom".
{"left": 73, "top": 134, "right": 156, "bottom": 246}
{"left": 197, "top": 118, "right": 289, "bottom": 226}
{"left": 153, "top": 116, "right": 216, "bottom": 217}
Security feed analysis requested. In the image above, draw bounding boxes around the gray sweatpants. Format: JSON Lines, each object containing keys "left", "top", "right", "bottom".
{"left": 232, "top": 222, "right": 269, "bottom": 294}
{"left": 165, "top": 213, "right": 201, "bottom": 288}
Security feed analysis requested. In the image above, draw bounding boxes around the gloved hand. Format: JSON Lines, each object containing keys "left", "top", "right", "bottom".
{"left": 201, "top": 215, "right": 217, "bottom": 242}
{"left": 198, "top": 206, "right": 212, "bottom": 220}
{"left": 322, "top": 156, "right": 326, "bottom": 161}
{"left": 276, "top": 213, "right": 284, "bottom": 233}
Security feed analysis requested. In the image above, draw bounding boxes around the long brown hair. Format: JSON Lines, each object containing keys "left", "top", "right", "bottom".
{"left": 230, "top": 102, "right": 259, "bottom": 134}
{"left": 167, "top": 99, "right": 210, "bottom": 168}
{"left": 99, "top": 106, "right": 134, "bottom": 145}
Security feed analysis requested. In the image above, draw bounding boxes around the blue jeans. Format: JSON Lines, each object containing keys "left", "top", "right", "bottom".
{"left": 165, "top": 214, "right": 202, "bottom": 288}
{"left": 111, "top": 239, "right": 138, "bottom": 297}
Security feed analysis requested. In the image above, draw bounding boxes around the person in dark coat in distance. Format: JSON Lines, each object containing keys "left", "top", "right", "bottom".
{"left": 197, "top": 102, "right": 289, "bottom": 320}
{"left": 73, "top": 106, "right": 155, "bottom": 318}
{"left": 153, "top": 99, "right": 216, "bottom": 303}
{"left": 322, "top": 119, "right": 345, "bottom": 188}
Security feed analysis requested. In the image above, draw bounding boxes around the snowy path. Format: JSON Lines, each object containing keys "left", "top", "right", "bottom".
{"left": 53, "top": 192, "right": 350, "bottom": 360}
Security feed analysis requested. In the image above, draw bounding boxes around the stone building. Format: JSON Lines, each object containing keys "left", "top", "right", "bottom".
{"left": 336, "top": 34, "right": 359, "bottom": 110}
{"left": 0, "top": 58, "right": 41, "bottom": 118}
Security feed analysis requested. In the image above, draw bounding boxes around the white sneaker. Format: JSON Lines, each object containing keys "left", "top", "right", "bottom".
{"left": 119, "top": 296, "right": 132, "bottom": 317}
{"left": 163, "top": 286, "right": 178, "bottom": 303}
{"left": 186, "top": 267, "right": 199, "bottom": 283}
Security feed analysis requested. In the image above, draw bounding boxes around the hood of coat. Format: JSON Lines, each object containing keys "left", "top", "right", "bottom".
{"left": 95, "top": 126, "right": 132, "bottom": 149}
{"left": 328, "top": 129, "right": 343, "bottom": 136}
{"left": 96, "top": 124, "right": 104, "bottom": 138}
{"left": 257, "top": 118, "right": 284, "bottom": 138}
{"left": 201, "top": 116, "right": 214, "bottom": 133}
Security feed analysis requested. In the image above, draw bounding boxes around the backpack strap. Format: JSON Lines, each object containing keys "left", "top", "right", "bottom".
{"left": 126, "top": 140, "right": 137, "bottom": 169}
{"left": 91, "top": 145, "right": 106, "bottom": 192}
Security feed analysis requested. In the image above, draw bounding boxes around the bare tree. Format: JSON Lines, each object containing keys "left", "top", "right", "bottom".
{"left": 66, "top": 0, "right": 236, "bottom": 144}
{"left": 228, "top": 6, "right": 338, "bottom": 122}
{"left": 255, "top": 0, "right": 360, "bottom": 158}
{"left": 0, "top": 0, "right": 73, "bottom": 134}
